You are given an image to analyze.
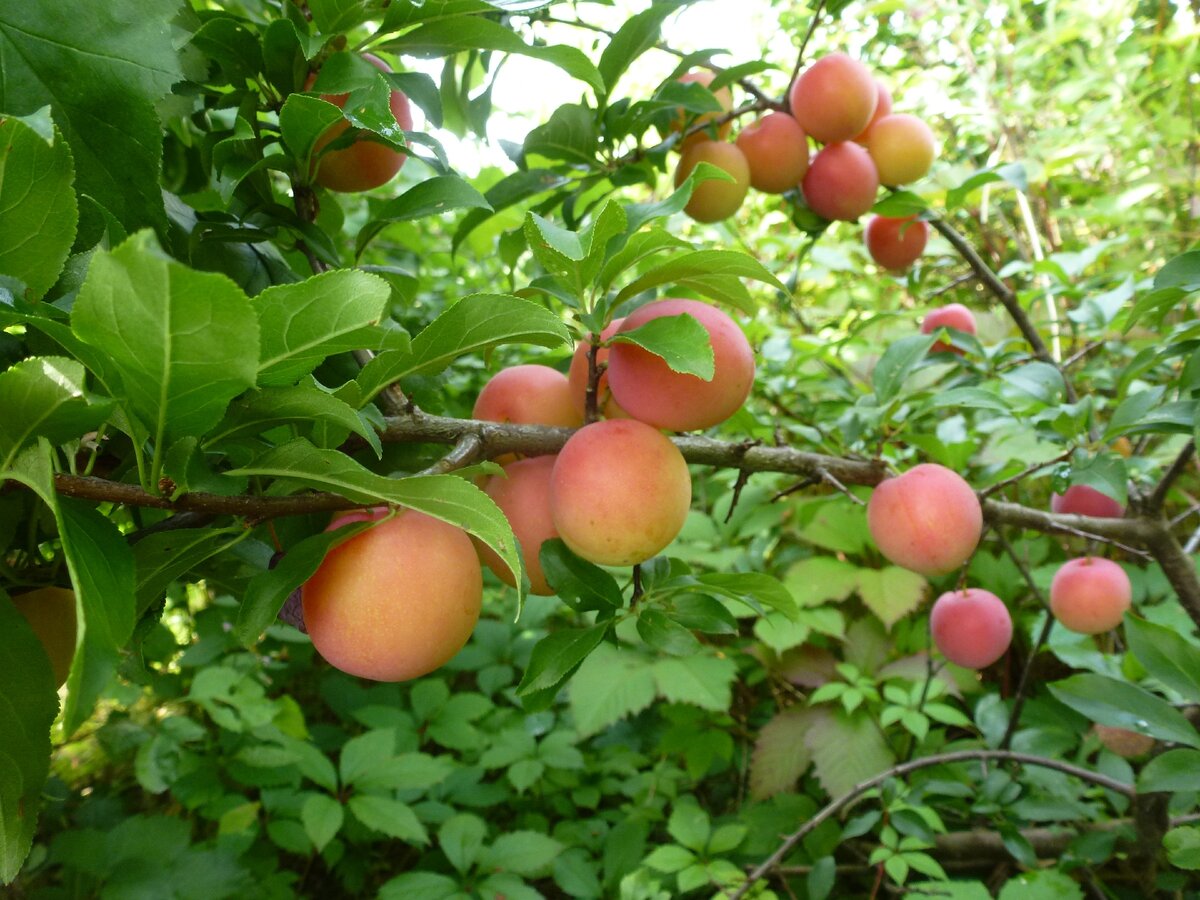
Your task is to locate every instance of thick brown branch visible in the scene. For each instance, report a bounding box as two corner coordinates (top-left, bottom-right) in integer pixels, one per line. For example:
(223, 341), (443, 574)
(731, 749), (1135, 900)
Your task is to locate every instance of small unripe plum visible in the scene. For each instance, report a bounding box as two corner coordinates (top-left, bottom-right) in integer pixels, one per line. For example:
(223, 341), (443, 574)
(476, 456), (559, 596)
(930, 588), (1013, 669)
(735, 113), (810, 194)
(867, 463), (983, 576)
(865, 215), (929, 271)
(567, 318), (628, 420)
(302, 509), (482, 681)
(473, 364), (582, 428)
(1050, 485), (1124, 519)
(674, 141), (751, 223)
(669, 71), (734, 151)
(801, 142), (880, 222)
(11, 586), (76, 687)
(853, 80), (893, 142)
(921, 303), (977, 354)
(607, 298), (755, 432)
(550, 419), (692, 566)
(864, 113), (936, 186)
(1093, 724), (1155, 758)
(788, 52), (878, 144)
(1049, 557), (1131, 634)
(309, 54), (413, 193)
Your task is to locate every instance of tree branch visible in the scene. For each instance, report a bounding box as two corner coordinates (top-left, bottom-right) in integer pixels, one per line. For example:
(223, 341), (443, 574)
(731, 749), (1136, 900)
(1147, 439), (1195, 512)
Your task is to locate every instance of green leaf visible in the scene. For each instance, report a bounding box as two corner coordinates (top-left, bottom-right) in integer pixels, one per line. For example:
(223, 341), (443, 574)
(517, 623), (610, 708)
(1106, 400), (1196, 437)
(597, 2), (687, 95)
(208, 385), (378, 449)
(1067, 453), (1127, 506)
(569, 642), (657, 737)
(695, 572), (798, 618)
(234, 519), (373, 647)
(340, 729), (396, 789)
(439, 813), (488, 874)
(1138, 749), (1200, 793)
(945, 163), (1028, 210)
(0, 357), (110, 470)
(1124, 615), (1200, 702)
(750, 708), (816, 799)
(379, 871), (461, 900)
(453, 169), (574, 252)
(385, 17), (604, 94)
(642, 844), (697, 874)
(667, 799), (710, 852)
(226, 439), (523, 607)
(784, 557), (860, 607)
(356, 293), (570, 403)
(483, 832), (564, 876)
(0, 0), (181, 231)
(612, 313), (715, 379)
(357, 176), (491, 256)
(279, 94), (346, 173)
(805, 706), (896, 797)
(538, 540), (623, 612)
(348, 795), (428, 844)
(301, 794), (343, 852)
(1154, 250), (1200, 292)
(1164, 826), (1200, 870)
(254, 269), (392, 387)
(874, 334), (936, 403)
(1001, 362), (1066, 405)
(133, 527), (242, 617)
(71, 231), (259, 457)
(652, 654), (737, 711)
(637, 608), (701, 656)
(0, 592), (59, 883)
(0, 116), (77, 299)
(857, 567), (928, 630)
(1048, 674), (1200, 748)
(615, 250), (782, 313)
(523, 103), (599, 166)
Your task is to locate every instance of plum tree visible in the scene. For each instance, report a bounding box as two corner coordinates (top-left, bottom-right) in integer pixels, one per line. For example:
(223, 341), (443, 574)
(476, 456), (559, 596)
(606, 298), (755, 431)
(854, 80), (893, 142)
(1051, 485), (1124, 519)
(473, 364), (582, 429)
(865, 215), (929, 271)
(863, 113), (936, 186)
(550, 419), (691, 566)
(930, 588), (1013, 669)
(867, 463), (983, 576)
(11, 586), (76, 687)
(668, 70), (734, 151)
(788, 52), (878, 144)
(1049, 557), (1132, 634)
(567, 318), (628, 419)
(735, 113), (810, 194)
(1093, 725), (1155, 758)
(801, 141), (880, 221)
(921, 303), (977, 354)
(309, 54), (413, 193)
(302, 509), (482, 681)
(674, 140), (751, 222)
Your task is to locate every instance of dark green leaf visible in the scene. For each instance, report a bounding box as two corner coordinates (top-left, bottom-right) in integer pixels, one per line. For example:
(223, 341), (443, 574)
(523, 103), (599, 165)
(612, 313), (715, 379)
(349, 795), (428, 844)
(1125, 616), (1200, 702)
(0, 357), (110, 470)
(1048, 674), (1200, 748)
(539, 540), (623, 612)
(516, 623), (609, 706)
(357, 176), (491, 255)
(597, 2), (690, 96)
(873, 334), (936, 403)
(636, 608), (701, 656)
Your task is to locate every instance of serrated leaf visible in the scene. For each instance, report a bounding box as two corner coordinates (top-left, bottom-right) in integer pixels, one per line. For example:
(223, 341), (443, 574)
(208, 384), (379, 449)
(483, 832), (564, 876)
(750, 708), (816, 799)
(301, 794), (343, 852)
(615, 250), (781, 313)
(1125, 615), (1200, 702)
(71, 231), (259, 454)
(339, 729), (396, 788)
(612, 312), (715, 379)
(0, 357), (110, 469)
(348, 795), (428, 844)
(856, 567), (928, 630)
(453, 169), (574, 252)
(873, 334), (935, 403)
(357, 176), (491, 256)
(569, 642), (657, 737)
(0, 1), (181, 231)
(356, 293), (570, 403)
(0, 592), (59, 882)
(637, 608), (701, 656)
(279, 93), (346, 173)
(523, 103), (599, 165)
(0, 116), (77, 299)
(255, 269), (392, 386)
(539, 540), (623, 613)
(439, 813), (488, 874)
(1048, 674), (1200, 748)
(784, 557), (860, 607)
(517, 623), (609, 709)
(652, 654), (737, 711)
(226, 439), (523, 608)
(804, 706), (896, 797)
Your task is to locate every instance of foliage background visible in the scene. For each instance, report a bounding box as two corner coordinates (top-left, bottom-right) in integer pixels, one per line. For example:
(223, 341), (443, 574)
(1, 0), (1200, 898)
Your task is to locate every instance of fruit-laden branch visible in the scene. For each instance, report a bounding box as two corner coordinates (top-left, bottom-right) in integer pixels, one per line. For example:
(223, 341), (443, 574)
(729, 749), (1137, 900)
(43, 411), (1200, 627)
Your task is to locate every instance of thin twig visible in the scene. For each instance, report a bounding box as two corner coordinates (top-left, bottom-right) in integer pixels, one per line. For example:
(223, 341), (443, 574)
(994, 530), (1054, 750)
(1147, 439), (1195, 513)
(786, 0), (826, 107)
(978, 449), (1073, 500)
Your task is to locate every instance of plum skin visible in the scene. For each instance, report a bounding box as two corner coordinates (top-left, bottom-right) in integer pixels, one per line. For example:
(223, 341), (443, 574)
(930, 588), (1013, 669)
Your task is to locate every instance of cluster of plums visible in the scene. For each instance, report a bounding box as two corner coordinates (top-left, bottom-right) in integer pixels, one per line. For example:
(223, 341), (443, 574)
(866, 463), (1132, 670)
(670, 54), (936, 272)
(301, 299), (755, 680)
